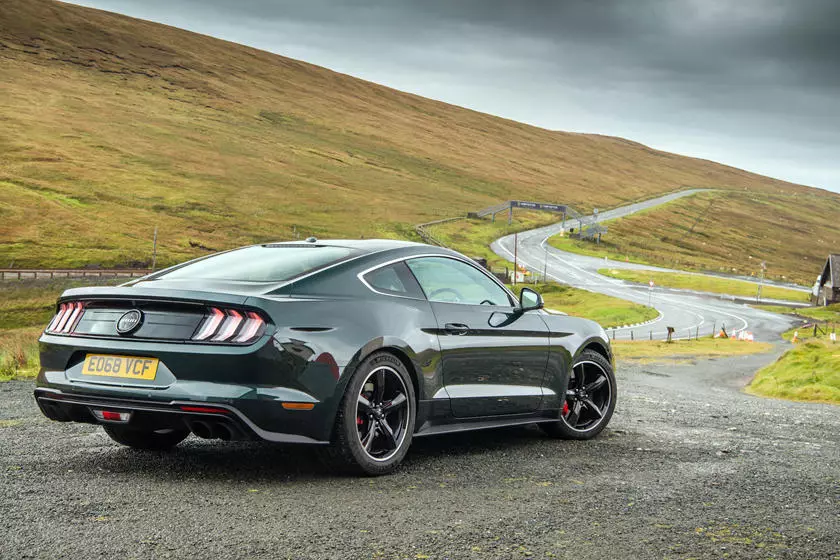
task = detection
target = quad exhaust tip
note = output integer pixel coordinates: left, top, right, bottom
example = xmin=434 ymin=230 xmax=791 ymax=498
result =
xmin=189 ymin=420 xmax=234 ymax=440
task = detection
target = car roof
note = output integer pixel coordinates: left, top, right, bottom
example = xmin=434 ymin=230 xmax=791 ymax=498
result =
xmin=262 ymin=238 xmax=431 ymax=254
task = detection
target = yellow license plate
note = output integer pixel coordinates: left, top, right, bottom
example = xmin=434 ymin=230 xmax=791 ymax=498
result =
xmin=82 ymin=354 xmax=159 ymax=380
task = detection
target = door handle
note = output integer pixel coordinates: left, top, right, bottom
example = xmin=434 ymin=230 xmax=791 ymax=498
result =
xmin=444 ymin=322 xmax=470 ymax=335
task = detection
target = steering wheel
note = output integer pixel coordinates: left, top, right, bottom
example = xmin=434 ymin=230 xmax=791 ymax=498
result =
xmin=479 ymin=299 xmax=494 ymax=305
xmin=429 ymin=287 xmax=463 ymax=302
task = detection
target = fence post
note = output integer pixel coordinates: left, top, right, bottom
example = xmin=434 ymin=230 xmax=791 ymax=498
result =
xmin=649 ymin=330 xmax=652 ymax=341
xmin=630 ymin=331 xmax=634 ymax=341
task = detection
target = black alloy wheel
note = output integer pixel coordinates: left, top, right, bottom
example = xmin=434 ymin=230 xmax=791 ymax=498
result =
xmin=322 ymin=352 xmax=416 ymax=475
xmin=541 ymin=349 xmax=616 ymax=440
xmin=356 ymin=365 xmax=410 ymax=461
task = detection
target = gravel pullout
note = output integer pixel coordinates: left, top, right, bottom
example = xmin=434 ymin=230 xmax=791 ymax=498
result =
xmin=1 ymin=348 xmax=838 ymax=559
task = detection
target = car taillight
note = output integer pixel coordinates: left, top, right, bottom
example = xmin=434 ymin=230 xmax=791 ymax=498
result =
xmin=45 ymin=301 xmax=86 ymax=335
xmin=233 ymin=312 xmax=264 ymax=344
xmin=192 ymin=307 xmax=265 ymax=344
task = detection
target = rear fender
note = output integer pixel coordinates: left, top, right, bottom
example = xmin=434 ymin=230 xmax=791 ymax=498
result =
xmin=343 ymin=335 xmax=427 ymax=399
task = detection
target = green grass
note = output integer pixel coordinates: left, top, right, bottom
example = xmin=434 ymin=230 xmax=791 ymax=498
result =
xmin=0 ymin=327 xmax=41 ymax=381
xmin=597 ymin=268 xmax=808 ymax=302
xmin=747 ymin=341 xmax=840 ymax=404
xmin=2 ymin=0 xmax=836 ymax=272
xmin=531 ymin=283 xmax=659 ymax=328
xmin=780 ymin=322 xmax=838 ymax=343
xmin=550 ymin=235 xmax=657 ymax=266
xmin=425 ymin=212 xmax=561 ymax=270
xmin=548 ymin=191 xmax=840 ymax=286
xmin=614 ymin=338 xmax=774 ymax=362
xmin=754 ymin=303 xmax=840 ymax=322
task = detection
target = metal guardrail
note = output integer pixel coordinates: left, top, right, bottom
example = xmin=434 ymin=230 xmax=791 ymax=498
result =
xmin=414 ymin=216 xmax=464 ymax=247
xmin=416 ymin=199 xmax=582 ymax=247
xmin=0 ymin=269 xmax=151 ymax=281
xmin=472 ymin=202 xmax=512 ymax=218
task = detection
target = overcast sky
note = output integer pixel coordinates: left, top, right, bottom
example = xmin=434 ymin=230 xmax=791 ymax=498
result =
xmin=70 ymin=0 xmax=840 ymax=193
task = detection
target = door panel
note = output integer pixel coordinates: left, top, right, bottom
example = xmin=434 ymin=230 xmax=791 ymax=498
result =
xmin=405 ymin=256 xmax=550 ymax=417
xmin=430 ymin=302 xmax=549 ymax=417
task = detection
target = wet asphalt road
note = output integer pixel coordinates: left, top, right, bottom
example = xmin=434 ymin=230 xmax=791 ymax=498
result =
xmin=491 ymin=190 xmax=803 ymax=341
xmin=2 ymin=346 xmax=838 ymax=559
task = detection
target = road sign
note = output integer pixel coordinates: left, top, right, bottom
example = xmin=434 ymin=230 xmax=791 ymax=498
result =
xmin=649 ymin=280 xmax=654 ymax=288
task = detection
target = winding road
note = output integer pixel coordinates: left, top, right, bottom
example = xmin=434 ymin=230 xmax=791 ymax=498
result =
xmin=492 ymin=190 xmax=799 ymax=341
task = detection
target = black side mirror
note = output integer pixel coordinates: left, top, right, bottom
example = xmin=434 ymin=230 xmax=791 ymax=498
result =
xmin=519 ymin=287 xmax=543 ymax=312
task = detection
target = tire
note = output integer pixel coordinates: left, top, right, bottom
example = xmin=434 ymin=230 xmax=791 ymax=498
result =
xmin=103 ymin=425 xmax=190 ymax=450
xmin=541 ymin=349 xmax=617 ymax=440
xmin=320 ymin=352 xmax=416 ymax=476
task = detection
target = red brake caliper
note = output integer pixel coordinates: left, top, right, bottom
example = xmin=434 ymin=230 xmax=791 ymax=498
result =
xmin=357 ymin=416 xmax=364 ymax=425
xmin=562 ymin=402 xmax=569 ymax=416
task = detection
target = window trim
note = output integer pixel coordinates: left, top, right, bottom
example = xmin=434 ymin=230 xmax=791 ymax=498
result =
xmin=357 ymin=253 xmax=517 ymax=307
xmin=360 ymin=260 xmax=425 ymax=299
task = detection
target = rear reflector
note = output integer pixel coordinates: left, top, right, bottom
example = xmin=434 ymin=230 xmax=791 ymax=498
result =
xmin=281 ymin=402 xmax=315 ymax=411
xmin=92 ymin=409 xmax=131 ymax=423
xmin=192 ymin=307 xmax=265 ymax=344
xmin=179 ymin=405 xmax=230 ymax=414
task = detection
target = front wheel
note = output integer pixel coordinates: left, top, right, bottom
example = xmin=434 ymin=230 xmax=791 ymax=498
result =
xmin=103 ymin=425 xmax=190 ymax=450
xmin=541 ymin=349 xmax=616 ymax=440
xmin=321 ymin=352 xmax=416 ymax=476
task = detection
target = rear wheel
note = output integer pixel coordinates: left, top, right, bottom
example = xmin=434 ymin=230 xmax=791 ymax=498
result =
xmin=541 ymin=349 xmax=616 ymax=440
xmin=321 ymin=352 xmax=416 ymax=475
xmin=103 ymin=425 xmax=190 ymax=450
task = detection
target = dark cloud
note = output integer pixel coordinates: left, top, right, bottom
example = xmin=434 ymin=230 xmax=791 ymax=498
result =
xmin=70 ymin=0 xmax=840 ymax=191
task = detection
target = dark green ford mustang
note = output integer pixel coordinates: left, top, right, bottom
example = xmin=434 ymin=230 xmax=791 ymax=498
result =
xmin=35 ymin=239 xmax=615 ymax=475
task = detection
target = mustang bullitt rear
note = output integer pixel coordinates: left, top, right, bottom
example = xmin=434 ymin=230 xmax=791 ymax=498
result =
xmin=35 ymin=239 xmax=616 ymax=475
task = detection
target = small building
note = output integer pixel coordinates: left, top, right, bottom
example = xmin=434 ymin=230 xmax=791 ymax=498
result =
xmin=812 ymin=254 xmax=840 ymax=306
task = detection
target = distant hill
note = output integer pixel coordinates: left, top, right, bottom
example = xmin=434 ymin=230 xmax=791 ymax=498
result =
xmin=1 ymin=0 xmax=836 ymax=270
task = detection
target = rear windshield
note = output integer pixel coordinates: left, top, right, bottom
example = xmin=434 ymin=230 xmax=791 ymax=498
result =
xmin=158 ymin=245 xmax=360 ymax=282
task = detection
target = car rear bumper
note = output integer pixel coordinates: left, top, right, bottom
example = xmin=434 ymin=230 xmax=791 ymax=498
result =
xmin=35 ymin=332 xmax=345 ymax=444
xmin=34 ymin=387 xmax=328 ymax=444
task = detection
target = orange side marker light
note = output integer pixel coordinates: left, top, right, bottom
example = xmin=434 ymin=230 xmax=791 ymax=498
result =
xmin=282 ymin=402 xmax=315 ymax=410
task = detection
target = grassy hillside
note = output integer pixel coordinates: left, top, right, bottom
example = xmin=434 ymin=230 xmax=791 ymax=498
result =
xmin=748 ymin=341 xmax=840 ymax=405
xmin=549 ymin=191 xmax=840 ymax=286
xmin=598 ymin=268 xmax=808 ymax=302
xmin=753 ymin=303 xmax=840 ymax=323
xmin=1 ymin=0 xmax=834 ymax=269
xmin=614 ymin=339 xmax=773 ymax=363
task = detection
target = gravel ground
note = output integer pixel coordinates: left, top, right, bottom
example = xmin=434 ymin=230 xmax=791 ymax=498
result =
xmin=1 ymin=347 xmax=838 ymax=559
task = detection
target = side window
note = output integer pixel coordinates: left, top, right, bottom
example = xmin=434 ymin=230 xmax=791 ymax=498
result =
xmin=406 ymin=257 xmax=512 ymax=306
xmin=363 ymin=261 xmax=424 ymax=298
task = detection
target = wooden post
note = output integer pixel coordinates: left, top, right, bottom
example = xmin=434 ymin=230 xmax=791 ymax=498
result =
xmin=152 ymin=226 xmax=158 ymax=271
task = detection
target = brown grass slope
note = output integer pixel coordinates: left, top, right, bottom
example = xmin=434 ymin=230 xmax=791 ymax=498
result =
xmin=0 ymin=0 xmax=835 ymax=268
xmin=552 ymin=191 xmax=840 ymax=285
